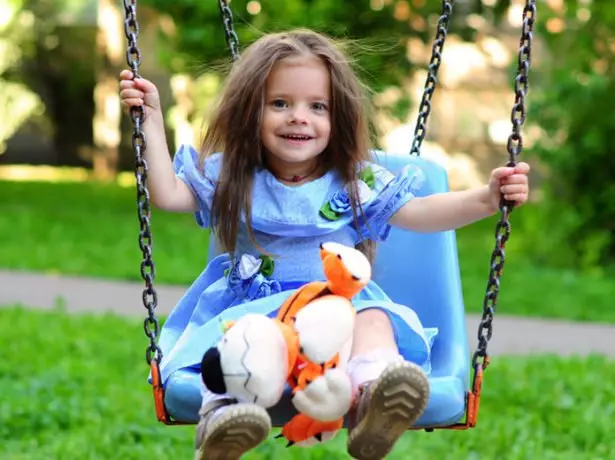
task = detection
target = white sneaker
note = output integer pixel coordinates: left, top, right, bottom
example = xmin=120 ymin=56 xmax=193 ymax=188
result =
xmin=347 ymin=361 xmax=430 ymax=460
xmin=194 ymin=398 xmax=271 ymax=460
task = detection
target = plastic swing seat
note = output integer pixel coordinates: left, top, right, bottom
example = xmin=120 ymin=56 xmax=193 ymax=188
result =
xmin=162 ymin=151 xmax=471 ymax=429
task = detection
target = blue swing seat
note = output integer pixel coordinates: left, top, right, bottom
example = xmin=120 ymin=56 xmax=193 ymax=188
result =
xmin=163 ymin=151 xmax=470 ymax=429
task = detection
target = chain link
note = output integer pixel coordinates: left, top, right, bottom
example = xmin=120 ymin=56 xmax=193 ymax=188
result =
xmin=410 ymin=0 xmax=454 ymax=156
xmin=472 ymin=0 xmax=536 ymax=369
xmin=122 ymin=0 xmax=162 ymax=365
xmin=217 ymin=0 xmax=240 ymax=62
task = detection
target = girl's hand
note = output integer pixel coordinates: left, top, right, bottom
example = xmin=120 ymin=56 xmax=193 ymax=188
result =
xmin=119 ymin=69 xmax=161 ymax=117
xmin=488 ymin=162 xmax=531 ymax=211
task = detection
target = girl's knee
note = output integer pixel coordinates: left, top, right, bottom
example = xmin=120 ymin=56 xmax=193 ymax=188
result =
xmin=356 ymin=308 xmax=393 ymax=332
xmin=352 ymin=308 xmax=397 ymax=354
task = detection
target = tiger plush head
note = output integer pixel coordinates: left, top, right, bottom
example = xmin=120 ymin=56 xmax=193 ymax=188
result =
xmin=319 ymin=242 xmax=371 ymax=299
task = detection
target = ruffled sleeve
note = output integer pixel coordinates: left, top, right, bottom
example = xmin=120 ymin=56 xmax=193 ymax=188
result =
xmin=172 ymin=144 xmax=220 ymax=228
xmin=359 ymin=163 xmax=426 ymax=242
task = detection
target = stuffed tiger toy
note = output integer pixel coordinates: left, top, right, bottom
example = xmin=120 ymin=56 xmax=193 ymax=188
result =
xmin=200 ymin=241 xmax=372 ymax=446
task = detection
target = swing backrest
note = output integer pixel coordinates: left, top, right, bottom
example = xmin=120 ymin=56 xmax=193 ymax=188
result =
xmin=206 ymin=151 xmax=469 ymax=382
xmin=368 ymin=151 xmax=469 ymax=384
xmin=198 ymin=151 xmax=470 ymax=427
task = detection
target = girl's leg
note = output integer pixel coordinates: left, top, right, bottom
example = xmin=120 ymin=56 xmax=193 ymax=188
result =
xmin=346 ymin=308 xmax=430 ymax=460
xmin=194 ymin=380 xmax=271 ymax=460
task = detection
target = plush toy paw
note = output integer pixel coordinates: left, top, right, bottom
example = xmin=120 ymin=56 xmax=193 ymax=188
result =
xmin=294 ymin=295 xmax=355 ymax=364
xmin=292 ymin=367 xmax=353 ymax=421
xmin=201 ymin=314 xmax=290 ymax=408
xmin=277 ymin=413 xmax=343 ymax=447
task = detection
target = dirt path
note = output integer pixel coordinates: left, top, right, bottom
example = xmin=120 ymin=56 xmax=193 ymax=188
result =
xmin=2 ymin=269 xmax=614 ymax=357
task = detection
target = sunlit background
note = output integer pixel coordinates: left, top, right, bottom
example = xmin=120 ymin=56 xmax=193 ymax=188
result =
xmin=4 ymin=1 xmax=611 ymax=270
xmin=0 ymin=0 xmax=589 ymax=189
xmin=1 ymin=2 xmax=614 ymax=459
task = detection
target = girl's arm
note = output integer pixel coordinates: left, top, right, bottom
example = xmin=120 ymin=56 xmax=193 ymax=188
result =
xmin=389 ymin=163 xmax=530 ymax=233
xmin=389 ymin=185 xmax=495 ymax=233
xmin=119 ymin=70 xmax=198 ymax=213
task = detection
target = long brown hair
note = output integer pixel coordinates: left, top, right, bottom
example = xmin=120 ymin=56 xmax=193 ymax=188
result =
xmin=201 ymin=29 xmax=376 ymax=260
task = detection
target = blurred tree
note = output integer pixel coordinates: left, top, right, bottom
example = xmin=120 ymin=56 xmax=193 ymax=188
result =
xmin=143 ymin=0 xmax=438 ymax=88
xmin=0 ymin=0 xmax=46 ymax=154
xmin=140 ymin=0 xmax=475 ymax=132
xmin=2 ymin=0 xmax=130 ymax=179
xmin=90 ymin=0 xmax=124 ymax=179
xmin=510 ymin=0 xmax=615 ymax=269
xmin=1 ymin=0 xmax=97 ymax=168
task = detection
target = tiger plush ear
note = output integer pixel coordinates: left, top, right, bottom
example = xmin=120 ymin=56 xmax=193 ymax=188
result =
xmin=201 ymin=347 xmax=227 ymax=394
xmin=222 ymin=320 xmax=235 ymax=333
xmin=199 ymin=319 xmax=239 ymax=394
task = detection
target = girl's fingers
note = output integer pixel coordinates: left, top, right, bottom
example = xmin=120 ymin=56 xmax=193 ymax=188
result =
xmin=500 ymin=174 xmax=529 ymax=185
xmin=501 ymin=174 xmax=528 ymax=185
xmin=119 ymin=80 xmax=135 ymax=90
xmin=503 ymin=193 xmax=527 ymax=203
xmin=514 ymin=162 xmax=530 ymax=174
xmin=501 ymin=184 xmax=527 ymax=195
xmin=133 ymin=77 xmax=157 ymax=93
xmin=120 ymin=88 xmax=144 ymax=100
xmin=119 ymin=69 xmax=134 ymax=80
xmin=491 ymin=166 xmax=515 ymax=181
xmin=121 ymin=98 xmax=144 ymax=108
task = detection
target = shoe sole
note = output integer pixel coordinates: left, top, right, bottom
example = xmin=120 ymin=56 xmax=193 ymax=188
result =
xmin=347 ymin=361 xmax=430 ymax=460
xmin=195 ymin=404 xmax=271 ymax=460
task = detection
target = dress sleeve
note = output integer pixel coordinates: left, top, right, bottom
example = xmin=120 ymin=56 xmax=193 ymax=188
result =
xmin=172 ymin=144 xmax=219 ymax=228
xmin=359 ymin=163 xmax=426 ymax=242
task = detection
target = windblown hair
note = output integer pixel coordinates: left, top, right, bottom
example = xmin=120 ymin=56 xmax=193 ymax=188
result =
xmin=201 ymin=29 xmax=376 ymax=260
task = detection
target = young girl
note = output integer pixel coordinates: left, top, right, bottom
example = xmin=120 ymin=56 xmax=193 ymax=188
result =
xmin=120 ymin=29 xmax=530 ymax=460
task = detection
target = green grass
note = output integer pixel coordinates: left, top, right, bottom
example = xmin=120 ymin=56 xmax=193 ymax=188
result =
xmin=1 ymin=180 xmax=614 ymax=323
xmin=2 ymin=306 xmax=614 ymax=460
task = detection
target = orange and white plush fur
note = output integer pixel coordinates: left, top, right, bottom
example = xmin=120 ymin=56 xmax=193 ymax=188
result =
xmin=200 ymin=242 xmax=372 ymax=447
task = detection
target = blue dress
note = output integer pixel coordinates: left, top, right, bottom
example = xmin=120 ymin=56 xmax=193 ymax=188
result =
xmin=157 ymin=145 xmax=438 ymax=386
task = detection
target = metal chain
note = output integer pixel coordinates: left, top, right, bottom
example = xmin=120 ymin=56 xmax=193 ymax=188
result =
xmin=217 ymin=0 xmax=240 ymax=62
xmin=409 ymin=0 xmax=454 ymax=156
xmin=472 ymin=0 xmax=536 ymax=369
xmin=122 ymin=0 xmax=162 ymax=365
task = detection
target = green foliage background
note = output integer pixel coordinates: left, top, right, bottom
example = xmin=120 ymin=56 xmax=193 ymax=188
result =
xmin=521 ymin=1 xmax=615 ymax=269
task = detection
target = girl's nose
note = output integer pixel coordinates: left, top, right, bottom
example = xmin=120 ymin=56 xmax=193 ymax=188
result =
xmin=288 ymin=106 xmax=309 ymax=124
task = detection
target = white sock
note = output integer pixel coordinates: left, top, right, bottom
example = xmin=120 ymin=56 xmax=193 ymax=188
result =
xmin=346 ymin=347 xmax=404 ymax=392
xmin=200 ymin=381 xmax=234 ymax=414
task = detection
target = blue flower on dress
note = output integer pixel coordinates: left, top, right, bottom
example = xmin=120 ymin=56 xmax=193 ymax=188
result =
xmin=320 ymin=179 xmax=373 ymax=221
xmin=227 ymin=254 xmax=280 ymax=301
xmin=329 ymin=189 xmax=352 ymax=213
xmin=246 ymin=274 xmax=281 ymax=299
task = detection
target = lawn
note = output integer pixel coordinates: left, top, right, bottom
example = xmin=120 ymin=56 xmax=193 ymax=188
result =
xmin=2 ymin=306 xmax=614 ymax=460
xmin=1 ymin=180 xmax=614 ymax=323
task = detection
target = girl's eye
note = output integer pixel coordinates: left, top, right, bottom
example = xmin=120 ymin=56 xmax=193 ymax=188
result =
xmin=271 ymin=99 xmax=287 ymax=108
xmin=312 ymin=102 xmax=328 ymax=111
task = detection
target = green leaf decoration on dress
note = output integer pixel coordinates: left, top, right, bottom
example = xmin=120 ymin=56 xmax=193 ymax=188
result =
xmin=258 ymin=254 xmax=275 ymax=277
xmin=359 ymin=166 xmax=375 ymax=189
xmin=319 ymin=201 xmax=341 ymax=221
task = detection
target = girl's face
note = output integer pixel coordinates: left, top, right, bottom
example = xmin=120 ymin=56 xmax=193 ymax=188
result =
xmin=261 ymin=55 xmax=331 ymax=176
